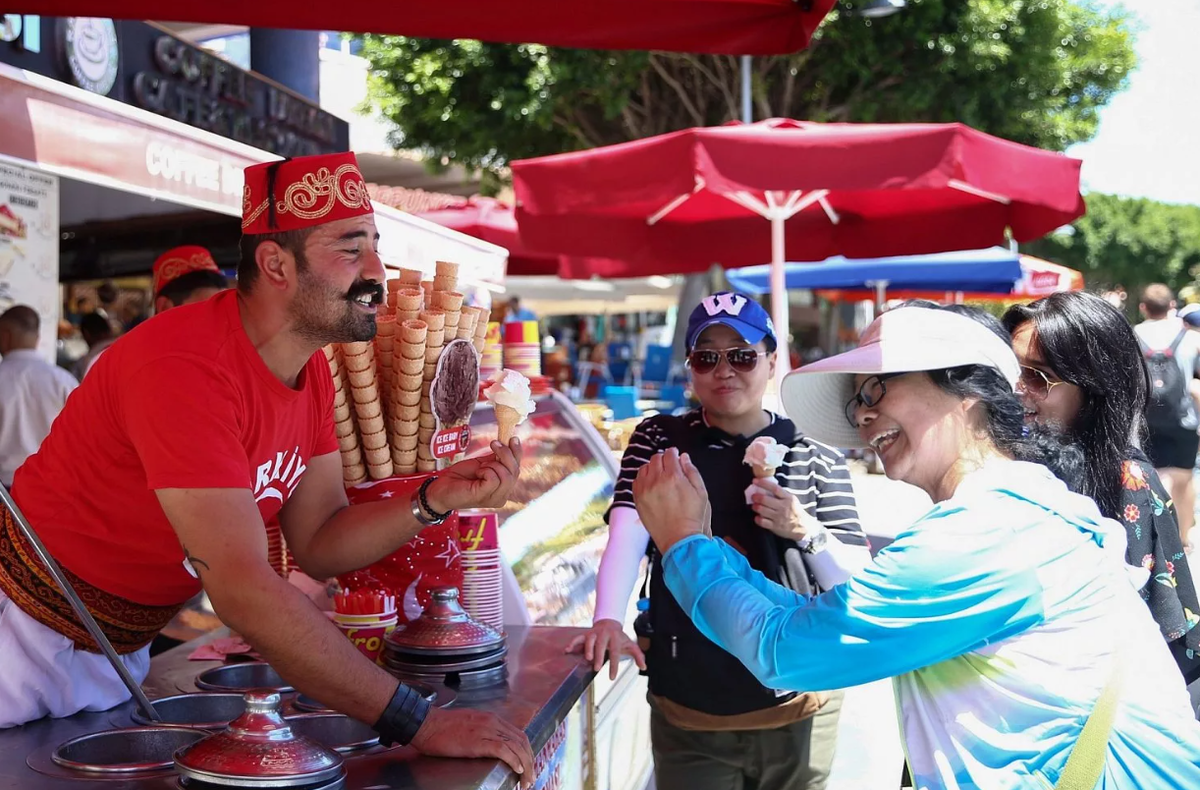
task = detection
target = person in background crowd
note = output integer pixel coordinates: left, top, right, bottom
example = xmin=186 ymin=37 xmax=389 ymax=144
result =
xmin=151 ymin=245 xmax=229 ymax=314
xmin=0 ymin=306 xmax=77 ymax=487
xmin=636 ymin=303 xmax=1200 ymax=789
xmin=569 ymin=292 xmax=871 ymax=790
xmin=66 ymin=295 xmax=96 ymax=327
xmin=1004 ymin=292 xmax=1200 ymax=681
xmin=507 ymin=295 xmax=537 ymax=322
xmin=73 ymin=312 xmax=116 ymax=381
xmin=1134 ymin=283 xmax=1200 ymax=550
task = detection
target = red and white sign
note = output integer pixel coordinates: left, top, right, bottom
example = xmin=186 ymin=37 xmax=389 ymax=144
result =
xmin=431 ymin=424 xmax=471 ymax=459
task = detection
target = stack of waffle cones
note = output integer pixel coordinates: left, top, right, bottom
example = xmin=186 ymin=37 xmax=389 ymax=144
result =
xmin=331 ymin=262 xmax=490 ymax=484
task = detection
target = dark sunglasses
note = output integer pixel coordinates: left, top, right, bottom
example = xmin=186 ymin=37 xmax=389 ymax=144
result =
xmin=1017 ymin=366 xmax=1067 ymax=401
xmin=687 ymin=347 xmax=767 ymax=374
xmin=844 ymin=372 xmax=905 ymax=428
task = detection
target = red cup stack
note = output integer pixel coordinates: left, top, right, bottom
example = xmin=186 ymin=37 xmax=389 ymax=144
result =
xmin=457 ymin=513 xmax=504 ymax=631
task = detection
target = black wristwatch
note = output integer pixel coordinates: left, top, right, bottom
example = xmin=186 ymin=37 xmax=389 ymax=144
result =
xmin=374 ymin=682 xmax=433 ymax=746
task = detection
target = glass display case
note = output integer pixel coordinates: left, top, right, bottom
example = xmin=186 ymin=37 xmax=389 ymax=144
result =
xmin=465 ymin=391 xmax=619 ymax=629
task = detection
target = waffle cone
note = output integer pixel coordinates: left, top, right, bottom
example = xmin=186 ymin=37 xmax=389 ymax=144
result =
xmin=333 ymin=401 xmax=352 ymax=423
xmin=457 ymin=323 xmax=476 ymax=341
xmin=367 ymin=461 xmax=393 ymax=481
xmin=346 ymin=367 xmax=374 ymax=388
xmin=337 ymin=430 xmax=359 ymax=453
xmin=419 ymin=412 xmax=436 ymax=429
xmin=394 ymin=388 xmax=421 ymax=407
xmin=418 ymin=427 xmax=435 ymax=442
xmin=496 ymin=404 xmax=522 ymax=444
xmin=386 ymin=278 xmax=404 ymax=293
xmin=361 ymin=428 xmax=388 ymax=452
xmin=399 ymin=320 xmax=428 ymax=345
xmin=424 ymin=345 xmax=444 ymax=364
xmin=443 ymin=313 xmax=461 ymax=334
xmin=391 ymin=417 xmax=418 ymax=437
xmin=396 ymin=432 xmax=419 ymax=451
xmin=417 ymin=443 xmax=434 ymax=462
xmin=334 ymin=415 xmax=356 ymax=439
xmin=341 ymin=341 xmax=372 ymax=367
xmin=393 ymin=448 xmax=418 ymax=466
xmin=364 ymin=440 xmax=391 ymax=463
xmin=435 ymin=261 xmax=459 ymax=279
xmin=396 ymin=355 xmax=423 ymax=375
xmin=423 ymin=363 xmax=438 ymax=380
xmin=393 ymin=403 xmax=420 ymax=422
xmin=751 ymin=464 xmax=779 ymax=479
xmin=418 ymin=308 xmax=445 ymax=331
xmin=396 ymin=372 xmax=423 ymax=391
xmin=421 ymin=381 xmax=432 ymax=397
xmin=416 ymin=459 xmax=437 ymax=473
xmin=397 ymin=289 xmax=423 ymax=312
xmin=433 ymin=275 xmax=457 ymax=293
xmin=425 ymin=328 xmax=445 ymax=348
xmin=398 ymin=267 xmax=423 ymax=286
xmin=351 ymin=381 xmax=380 ymax=404
xmin=354 ymin=400 xmax=382 ymax=425
xmin=396 ymin=309 xmax=420 ymax=322
xmin=343 ymin=463 xmax=368 ymax=486
xmin=357 ymin=413 xmax=385 ymax=436
xmin=433 ymin=291 xmax=464 ymax=312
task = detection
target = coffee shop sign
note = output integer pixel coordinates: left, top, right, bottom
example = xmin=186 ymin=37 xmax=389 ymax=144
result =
xmin=144 ymin=140 xmax=245 ymax=202
xmin=133 ymin=35 xmax=338 ymax=159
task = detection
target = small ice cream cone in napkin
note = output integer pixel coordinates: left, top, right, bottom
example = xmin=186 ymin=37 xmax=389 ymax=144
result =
xmin=743 ymin=436 xmax=788 ymax=504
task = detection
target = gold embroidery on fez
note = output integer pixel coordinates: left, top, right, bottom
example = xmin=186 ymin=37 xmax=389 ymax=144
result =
xmin=276 ymin=164 xmax=371 ymax=221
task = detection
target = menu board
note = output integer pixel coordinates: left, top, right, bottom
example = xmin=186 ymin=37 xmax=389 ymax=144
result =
xmin=0 ymin=162 xmax=59 ymax=361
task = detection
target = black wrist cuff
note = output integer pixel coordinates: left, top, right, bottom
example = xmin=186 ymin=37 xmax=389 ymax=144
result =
xmin=374 ymin=682 xmax=432 ymax=747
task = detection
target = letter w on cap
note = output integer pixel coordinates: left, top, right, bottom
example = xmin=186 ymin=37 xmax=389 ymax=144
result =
xmin=702 ymin=293 xmax=746 ymax=317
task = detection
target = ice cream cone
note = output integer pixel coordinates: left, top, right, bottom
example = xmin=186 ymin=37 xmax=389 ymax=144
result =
xmin=418 ymin=308 xmax=445 ymax=331
xmin=365 ymin=446 xmax=390 ymax=468
xmin=341 ymin=341 xmax=372 ymax=365
xmin=392 ymin=417 xmax=418 ymax=437
xmin=399 ymin=319 xmax=428 ymax=345
xmin=396 ymin=355 xmax=423 ymax=376
xmin=751 ymin=464 xmax=779 ymax=479
xmin=394 ymin=448 xmax=418 ymax=466
xmin=351 ymin=382 xmax=380 ymax=405
xmin=367 ymin=460 xmax=393 ymax=481
xmin=419 ymin=412 xmax=436 ymax=429
xmin=396 ymin=432 xmax=419 ymax=451
xmin=443 ymin=312 xmax=461 ymax=334
xmin=457 ymin=312 xmax=478 ymax=340
xmin=393 ymin=403 xmax=420 ymax=421
xmin=424 ymin=345 xmax=443 ymax=364
xmin=362 ymin=428 xmax=388 ymax=452
xmin=433 ymin=275 xmax=457 ymax=294
xmin=398 ymin=267 xmax=423 ymax=286
xmin=394 ymin=388 xmax=421 ymax=407
xmin=425 ymin=328 xmax=445 ymax=348
xmin=433 ymin=291 xmax=464 ymax=312
xmin=354 ymin=396 xmax=382 ymax=421
xmin=495 ymin=404 xmax=521 ymax=444
xmin=343 ymin=462 xmax=368 ymax=486
xmin=337 ymin=430 xmax=359 ymax=453
xmin=397 ymin=289 xmax=423 ymax=312
xmin=333 ymin=401 xmax=352 ymax=423
xmin=396 ymin=372 xmax=423 ymax=392
xmin=335 ymin=415 xmax=356 ymax=438
xmin=435 ymin=261 xmax=459 ymax=279
xmin=346 ymin=367 xmax=375 ymax=389
xmin=416 ymin=459 xmax=437 ymax=473
xmin=358 ymin=413 xmax=385 ymax=436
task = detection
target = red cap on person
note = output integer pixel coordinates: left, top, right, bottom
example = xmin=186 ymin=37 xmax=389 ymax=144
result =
xmin=241 ymin=152 xmax=373 ymax=235
xmin=152 ymin=246 xmax=221 ymax=296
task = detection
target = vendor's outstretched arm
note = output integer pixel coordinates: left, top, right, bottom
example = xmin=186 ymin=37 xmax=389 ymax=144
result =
xmin=662 ymin=505 xmax=1045 ymax=692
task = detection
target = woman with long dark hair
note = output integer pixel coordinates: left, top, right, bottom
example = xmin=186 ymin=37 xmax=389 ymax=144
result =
xmin=1003 ymin=291 xmax=1200 ymax=677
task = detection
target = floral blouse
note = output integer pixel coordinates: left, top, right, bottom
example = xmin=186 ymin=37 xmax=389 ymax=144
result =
xmin=1118 ymin=455 xmax=1200 ymax=662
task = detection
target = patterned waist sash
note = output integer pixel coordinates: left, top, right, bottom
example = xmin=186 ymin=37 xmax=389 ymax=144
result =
xmin=0 ymin=505 xmax=183 ymax=654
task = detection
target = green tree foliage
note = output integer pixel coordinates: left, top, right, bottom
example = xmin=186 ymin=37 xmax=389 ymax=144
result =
xmin=359 ymin=0 xmax=1136 ymax=182
xmin=1025 ymin=194 xmax=1200 ymax=294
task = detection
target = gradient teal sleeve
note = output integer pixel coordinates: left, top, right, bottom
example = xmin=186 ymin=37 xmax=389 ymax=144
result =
xmin=662 ymin=502 xmax=1047 ymax=691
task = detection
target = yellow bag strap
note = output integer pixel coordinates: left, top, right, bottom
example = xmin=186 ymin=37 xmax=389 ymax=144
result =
xmin=1054 ymin=649 xmax=1123 ymax=790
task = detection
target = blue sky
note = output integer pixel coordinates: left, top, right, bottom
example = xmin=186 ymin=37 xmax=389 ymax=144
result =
xmin=1067 ymin=1 xmax=1200 ymax=205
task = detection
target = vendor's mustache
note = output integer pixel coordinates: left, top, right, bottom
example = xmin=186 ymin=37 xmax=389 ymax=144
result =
xmin=346 ymin=280 xmax=384 ymax=305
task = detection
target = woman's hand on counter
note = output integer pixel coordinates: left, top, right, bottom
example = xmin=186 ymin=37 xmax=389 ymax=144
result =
xmin=634 ymin=448 xmax=709 ymax=555
xmin=428 ymin=439 xmax=523 ymax=512
xmin=566 ymin=618 xmax=647 ymax=680
xmin=411 ymin=706 xmax=535 ymax=788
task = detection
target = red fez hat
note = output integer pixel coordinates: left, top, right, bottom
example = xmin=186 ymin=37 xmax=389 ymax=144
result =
xmin=152 ymin=245 xmax=221 ymax=295
xmin=242 ymin=152 xmax=373 ymax=235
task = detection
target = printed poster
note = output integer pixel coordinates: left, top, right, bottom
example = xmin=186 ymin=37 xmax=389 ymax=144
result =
xmin=0 ymin=162 xmax=59 ymax=361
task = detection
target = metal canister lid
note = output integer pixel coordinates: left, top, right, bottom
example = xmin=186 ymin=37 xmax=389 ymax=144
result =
xmin=174 ymin=690 xmax=344 ymax=788
xmin=384 ymin=587 xmax=504 ymax=655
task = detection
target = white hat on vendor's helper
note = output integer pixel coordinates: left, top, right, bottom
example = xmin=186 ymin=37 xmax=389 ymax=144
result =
xmin=780 ymin=306 xmax=1021 ymax=449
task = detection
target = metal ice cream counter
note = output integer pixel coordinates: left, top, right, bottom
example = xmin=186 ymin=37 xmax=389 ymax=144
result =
xmin=0 ymin=625 xmax=594 ymax=790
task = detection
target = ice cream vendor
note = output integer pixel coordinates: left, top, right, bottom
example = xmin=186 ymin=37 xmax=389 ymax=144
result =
xmin=569 ymin=292 xmax=872 ymax=790
xmin=0 ymin=153 xmax=534 ymax=780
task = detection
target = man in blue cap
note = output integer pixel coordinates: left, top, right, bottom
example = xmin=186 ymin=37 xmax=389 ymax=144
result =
xmin=569 ymin=292 xmax=871 ymax=790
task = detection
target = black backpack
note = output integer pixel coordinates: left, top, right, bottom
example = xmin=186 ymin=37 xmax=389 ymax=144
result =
xmin=1139 ymin=328 xmax=1190 ymax=430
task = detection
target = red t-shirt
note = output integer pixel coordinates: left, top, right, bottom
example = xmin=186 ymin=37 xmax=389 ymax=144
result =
xmin=12 ymin=290 xmax=337 ymax=605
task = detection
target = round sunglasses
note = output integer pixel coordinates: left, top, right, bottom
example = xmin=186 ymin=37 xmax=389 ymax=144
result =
xmin=686 ymin=347 xmax=767 ymax=375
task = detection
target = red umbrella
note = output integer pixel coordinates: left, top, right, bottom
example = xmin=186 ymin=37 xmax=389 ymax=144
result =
xmin=415 ymin=197 xmax=631 ymax=277
xmin=23 ymin=0 xmax=836 ymax=55
xmin=512 ymin=118 xmax=1085 ymax=379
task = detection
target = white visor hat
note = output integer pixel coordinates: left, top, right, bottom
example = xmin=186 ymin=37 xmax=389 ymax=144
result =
xmin=780 ymin=307 xmax=1022 ymax=449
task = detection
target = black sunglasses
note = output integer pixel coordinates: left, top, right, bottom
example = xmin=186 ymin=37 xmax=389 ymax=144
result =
xmin=844 ymin=373 xmax=905 ymax=428
xmin=687 ymin=347 xmax=767 ymax=375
